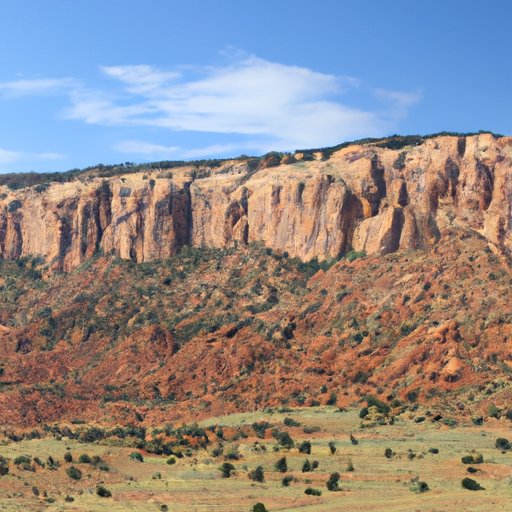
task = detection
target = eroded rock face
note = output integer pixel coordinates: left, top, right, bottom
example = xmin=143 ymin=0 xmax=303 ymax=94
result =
xmin=1 ymin=134 xmax=511 ymax=270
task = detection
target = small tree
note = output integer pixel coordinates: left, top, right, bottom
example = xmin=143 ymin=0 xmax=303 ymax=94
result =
xmin=78 ymin=454 xmax=92 ymax=464
xmin=462 ymin=477 xmax=484 ymax=490
xmin=0 ymin=456 xmax=9 ymax=476
xmin=66 ymin=466 xmax=82 ymax=481
xmin=282 ymin=475 xmax=294 ymax=486
xmin=249 ymin=466 xmax=264 ymax=482
xmin=384 ymin=448 xmax=394 ymax=459
xmin=96 ymin=485 xmax=112 ymax=497
xmin=274 ymin=456 xmax=287 ymax=473
xmin=219 ymin=462 xmax=235 ymax=478
xmin=328 ymin=441 xmax=336 ymax=455
xmin=302 ymin=459 xmax=311 ymax=472
xmin=129 ymin=452 xmax=144 ymax=462
xmin=64 ymin=452 xmax=73 ymax=463
xmin=326 ymin=472 xmax=340 ymax=491
xmin=252 ymin=504 xmax=268 ymax=512
xmin=298 ymin=441 xmax=311 ymax=454
xmin=495 ymin=437 xmax=511 ymax=451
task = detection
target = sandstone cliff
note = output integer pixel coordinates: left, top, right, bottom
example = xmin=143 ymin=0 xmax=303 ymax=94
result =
xmin=0 ymin=133 xmax=511 ymax=270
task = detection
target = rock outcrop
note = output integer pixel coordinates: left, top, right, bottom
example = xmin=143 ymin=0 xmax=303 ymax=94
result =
xmin=1 ymin=133 xmax=511 ymax=270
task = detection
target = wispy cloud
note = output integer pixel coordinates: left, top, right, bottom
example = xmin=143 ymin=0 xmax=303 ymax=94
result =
xmin=66 ymin=55 xmax=419 ymax=153
xmin=0 ymin=78 xmax=77 ymax=98
xmin=0 ymin=53 xmax=420 ymax=159
xmin=113 ymin=140 xmax=241 ymax=160
xmin=0 ymin=148 xmax=22 ymax=165
xmin=0 ymin=148 xmax=65 ymax=172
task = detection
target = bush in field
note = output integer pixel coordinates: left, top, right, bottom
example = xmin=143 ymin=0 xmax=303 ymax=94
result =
xmin=385 ymin=448 xmax=394 ymax=459
xmin=96 ymin=485 xmax=112 ymax=497
xmin=274 ymin=456 xmax=287 ymax=473
xmin=304 ymin=487 xmax=322 ymax=496
xmin=328 ymin=441 xmax=336 ymax=455
xmin=78 ymin=454 xmax=92 ymax=464
xmin=495 ymin=437 xmax=511 ymax=451
xmin=248 ymin=465 xmax=264 ymax=482
xmin=302 ymin=459 xmax=311 ymax=472
xmin=66 ymin=466 xmax=82 ymax=481
xmin=64 ymin=452 xmax=73 ymax=463
xmin=298 ymin=441 xmax=311 ymax=454
xmin=0 ymin=456 xmax=9 ymax=476
xmin=129 ymin=452 xmax=144 ymax=462
xmin=282 ymin=475 xmax=294 ymax=486
xmin=461 ymin=454 xmax=483 ymax=464
xmin=326 ymin=472 xmax=340 ymax=491
xmin=462 ymin=477 xmax=484 ymax=490
xmin=252 ymin=504 xmax=268 ymax=512
xmin=219 ymin=462 xmax=235 ymax=478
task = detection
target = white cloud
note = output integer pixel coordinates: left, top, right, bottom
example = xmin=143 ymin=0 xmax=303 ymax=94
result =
xmin=35 ymin=152 xmax=65 ymax=161
xmin=0 ymin=78 xmax=77 ymax=98
xmin=67 ymin=55 xmax=419 ymax=152
xmin=0 ymin=54 xmax=420 ymax=158
xmin=113 ymin=140 xmax=180 ymax=156
xmin=114 ymin=140 xmax=242 ymax=159
xmin=0 ymin=148 xmax=22 ymax=164
xmin=0 ymin=148 xmax=65 ymax=171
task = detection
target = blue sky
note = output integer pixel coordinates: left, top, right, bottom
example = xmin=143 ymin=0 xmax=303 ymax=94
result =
xmin=0 ymin=0 xmax=511 ymax=172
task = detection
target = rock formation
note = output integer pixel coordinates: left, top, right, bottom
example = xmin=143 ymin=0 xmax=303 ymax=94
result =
xmin=0 ymin=133 xmax=511 ymax=271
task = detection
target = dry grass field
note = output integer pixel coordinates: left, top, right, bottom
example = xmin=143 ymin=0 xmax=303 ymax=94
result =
xmin=0 ymin=407 xmax=511 ymax=511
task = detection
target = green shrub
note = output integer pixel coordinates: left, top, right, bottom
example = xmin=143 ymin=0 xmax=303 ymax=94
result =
xmin=326 ymin=472 xmax=340 ymax=491
xmin=461 ymin=454 xmax=483 ymax=464
xmin=78 ymin=454 xmax=92 ymax=464
xmin=274 ymin=430 xmax=294 ymax=448
xmin=302 ymin=459 xmax=311 ymax=472
xmin=129 ymin=452 xmax=144 ymax=462
xmin=252 ymin=504 xmax=268 ymax=512
xmin=166 ymin=456 xmax=176 ymax=465
xmin=461 ymin=477 xmax=484 ymax=490
xmin=274 ymin=456 xmax=287 ymax=473
xmin=13 ymin=455 xmax=31 ymax=465
xmin=304 ymin=487 xmax=322 ymax=496
xmin=66 ymin=466 xmax=82 ymax=480
xmin=495 ymin=437 xmax=511 ymax=451
xmin=64 ymin=452 xmax=73 ymax=463
xmin=365 ymin=395 xmax=390 ymax=414
xmin=488 ymin=403 xmax=501 ymax=418
xmin=359 ymin=407 xmax=369 ymax=419
xmin=410 ymin=479 xmax=429 ymax=493
xmin=282 ymin=475 xmax=294 ymax=486
xmin=328 ymin=441 xmax=336 ymax=455
xmin=248 ymin=465 xmax=264 ymax=482
xmin=283 ymin=417 xmax=300 ymax=427
xmin=219 ymin=462 xmax=235 ymax=478
xmin=64 ymin=496 xmax=75 ymax=503
xmin=385 ymin=448 xmax=394 ymax=459
xmin=0 ymin=456 xmax=9 ymax=476
xmin=298 ymin=441 xmax=311 ymax=454
xmin=96 ymin=485 xmax=112 ymax=497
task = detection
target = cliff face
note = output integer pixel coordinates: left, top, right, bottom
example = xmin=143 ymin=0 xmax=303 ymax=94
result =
xmin=1 ymin=133 xmax=511 ymax=270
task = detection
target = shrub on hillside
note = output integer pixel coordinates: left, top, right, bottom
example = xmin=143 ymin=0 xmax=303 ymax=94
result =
xmin=129 ymin=452 xmax=144 ymax=462
xmin=66 ymin=466 xmax=82 ymax=481
xmin=219 ymin=462 xmax=235 ymax=478
xmin=326 ymin=472 xmax=340 ymax=491
xmin=96 ymin=485 xmax=112 ymax=497
xmin=461 ymin=477 xmax=484 ymax=490
xmin=248 ymin=465 xmax=264 ymax=482
xmin=274 ymin=456 xmax=287 ymax=473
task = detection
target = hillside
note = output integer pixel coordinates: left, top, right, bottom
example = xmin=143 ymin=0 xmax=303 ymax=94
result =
xmin=0 ymin=132 xmax=512 ymax=427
